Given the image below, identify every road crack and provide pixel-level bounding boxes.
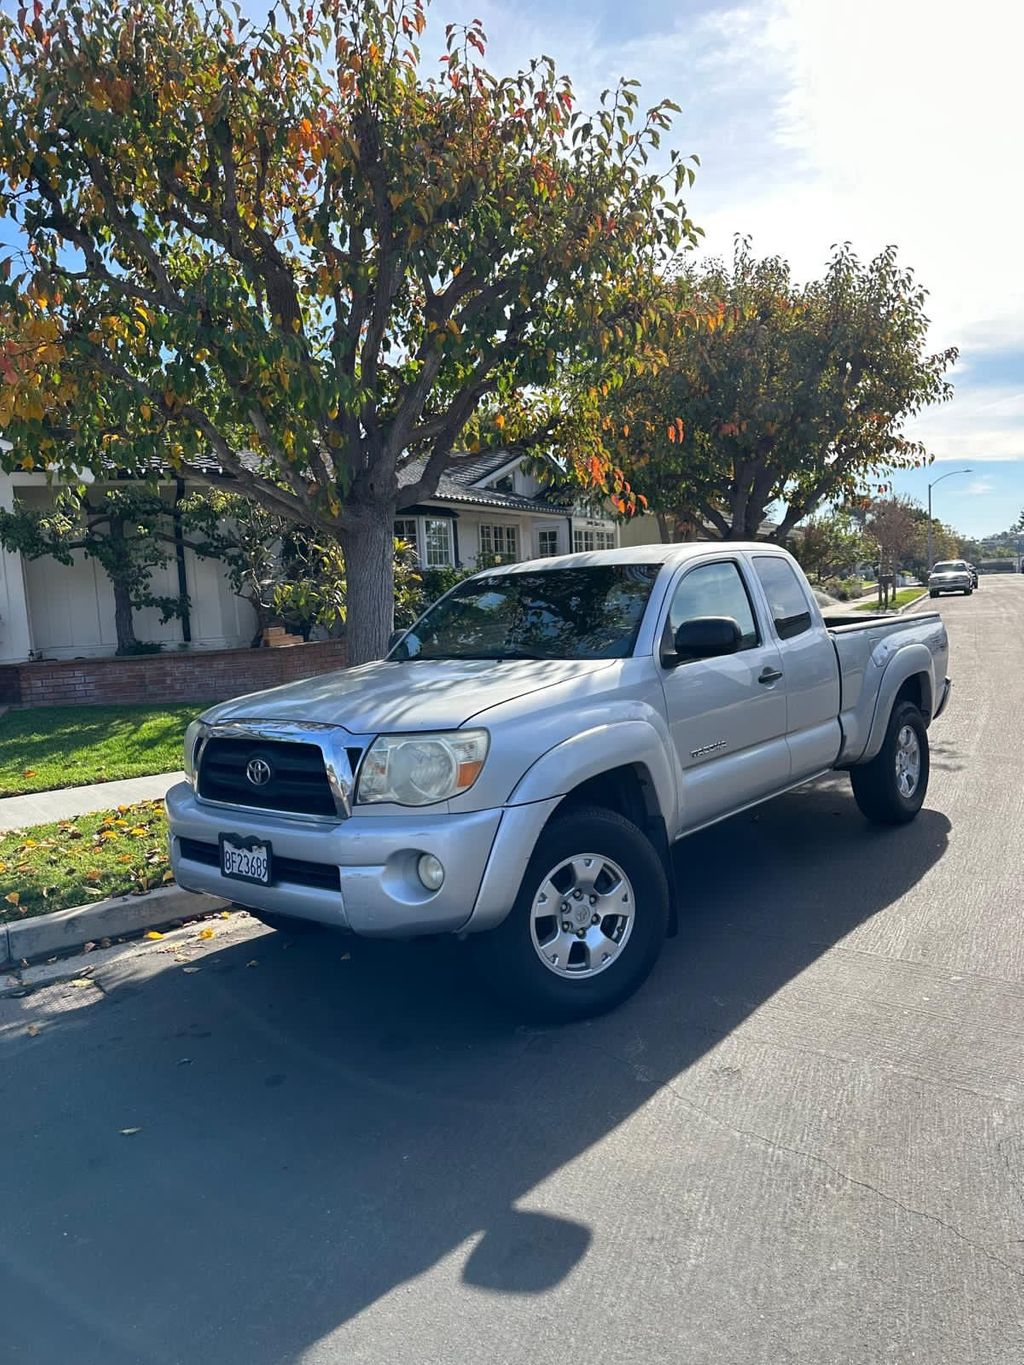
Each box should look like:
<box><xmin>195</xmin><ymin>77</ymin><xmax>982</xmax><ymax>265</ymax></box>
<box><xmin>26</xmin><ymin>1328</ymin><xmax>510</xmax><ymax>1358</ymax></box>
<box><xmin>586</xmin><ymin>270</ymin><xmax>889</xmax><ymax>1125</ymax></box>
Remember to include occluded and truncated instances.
<box><xmin>657</xmin><ymin>1075</ymin><xmax>1024</xmax><ymax>1281</ymax></box>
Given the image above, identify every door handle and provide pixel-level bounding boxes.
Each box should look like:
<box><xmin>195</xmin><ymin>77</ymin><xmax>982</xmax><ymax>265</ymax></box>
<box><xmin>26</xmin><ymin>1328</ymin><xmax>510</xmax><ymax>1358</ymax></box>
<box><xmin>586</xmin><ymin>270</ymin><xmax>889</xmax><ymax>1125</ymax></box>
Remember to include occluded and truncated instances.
<box><xmin>758</xmin><ymin>667</ymin><xmax>783</xmax><ymax>685</ymax></box>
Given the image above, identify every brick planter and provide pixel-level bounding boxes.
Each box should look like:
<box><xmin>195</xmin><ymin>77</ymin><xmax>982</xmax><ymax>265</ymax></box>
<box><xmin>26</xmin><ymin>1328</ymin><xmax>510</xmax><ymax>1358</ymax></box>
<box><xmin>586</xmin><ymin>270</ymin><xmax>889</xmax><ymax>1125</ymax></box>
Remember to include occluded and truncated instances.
<box><xmin>0</xmin><ymin>640</ymin><xmax>348</xmax><ymax>707</ymax></box>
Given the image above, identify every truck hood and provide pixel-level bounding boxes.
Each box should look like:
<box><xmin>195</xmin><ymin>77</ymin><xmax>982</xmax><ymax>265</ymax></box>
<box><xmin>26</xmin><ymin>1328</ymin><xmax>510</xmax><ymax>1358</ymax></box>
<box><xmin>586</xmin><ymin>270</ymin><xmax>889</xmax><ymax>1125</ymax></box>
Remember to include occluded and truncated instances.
<box><xmin>203</xmin><ymin>657</ymin><xmax>618</xmax><ymax>735</ymax></box>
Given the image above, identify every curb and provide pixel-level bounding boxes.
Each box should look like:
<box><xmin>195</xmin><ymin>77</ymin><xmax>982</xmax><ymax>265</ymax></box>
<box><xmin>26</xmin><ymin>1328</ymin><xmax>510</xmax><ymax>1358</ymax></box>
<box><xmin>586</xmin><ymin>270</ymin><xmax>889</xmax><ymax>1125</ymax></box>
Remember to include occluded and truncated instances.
<box><xmin>896</xmin><ymin>591</ymin><xmax>930</xmax><ymax>614</ymax></box>
<box><xmin>852</xmin><ymin>590</ymin><xmax>929</xmax><ymax>616</ymax></box>
<box><xmin>0</xmin><ymin>884</ymin><xmax>229</xmax><ymax>969</ymax></box>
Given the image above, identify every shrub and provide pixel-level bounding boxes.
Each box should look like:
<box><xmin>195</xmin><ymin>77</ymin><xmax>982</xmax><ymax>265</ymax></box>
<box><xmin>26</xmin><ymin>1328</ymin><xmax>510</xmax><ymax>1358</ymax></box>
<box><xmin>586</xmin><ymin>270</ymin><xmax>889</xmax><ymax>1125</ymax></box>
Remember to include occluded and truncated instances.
<box><xmin>820</xmin><ymin>575</ymin><xmax>866</xmax><ymax>602</ymax></box>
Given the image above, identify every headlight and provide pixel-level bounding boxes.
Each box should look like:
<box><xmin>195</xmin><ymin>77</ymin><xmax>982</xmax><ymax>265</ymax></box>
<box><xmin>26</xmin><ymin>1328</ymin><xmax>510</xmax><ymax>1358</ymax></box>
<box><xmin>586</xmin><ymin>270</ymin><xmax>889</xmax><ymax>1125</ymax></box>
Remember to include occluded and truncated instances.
<box><xmin>183</xmin><ymin>720</ymin><xmax>203</xmax><ymax>787</ymax></box>
<box><xmin>356</xmin><ymin>730</ymin><xmax>489</xmax><ymax>806</ymax></box>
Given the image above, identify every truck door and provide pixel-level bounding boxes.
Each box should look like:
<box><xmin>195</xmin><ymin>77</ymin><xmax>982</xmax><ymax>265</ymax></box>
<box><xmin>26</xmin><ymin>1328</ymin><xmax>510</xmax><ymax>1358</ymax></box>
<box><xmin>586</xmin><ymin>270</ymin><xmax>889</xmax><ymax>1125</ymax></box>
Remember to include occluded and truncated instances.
<box><xmin>749</xmin><ymin>553</ymin><xmax>842</xmax><ymax>780</ymax></box>
<box><xmin>658</xmin><ymin>557</ymin><xmax>790</xmax><ymax>832</ymax></box>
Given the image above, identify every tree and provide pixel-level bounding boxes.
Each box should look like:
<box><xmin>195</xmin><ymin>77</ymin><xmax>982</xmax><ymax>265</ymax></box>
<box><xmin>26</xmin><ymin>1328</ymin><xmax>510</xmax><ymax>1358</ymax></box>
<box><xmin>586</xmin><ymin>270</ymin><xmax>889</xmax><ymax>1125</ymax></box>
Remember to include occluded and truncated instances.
<box><xmin>860</xmin><ymin>496</ymin><xmax>917</xmax><ymax>606</ymax></box>
<box><xmin>181</xmin><ymin>487</ymin><xmax>421</xmax><ymax>639</ymax></box>
<box><xmin>0</xmin><ymin>485</ymin><xmax>184</xmax><ymax>651</ymax></box>
<box><xmin>603</xmin><ymin>240</ymin><xmax>957</xmax><ymax>541</ymax></box>
<box><xmin>790</xmin><ymin>509</ymin><xmax>870</xmax><ymax>583</ymax></box>
<box><xmin>905</xmin><ymin>511</ymin><xmax>961</xmax><ymax>580</ymax></box>
<box><xmin>0</xmin><ymin>0</ymin><xmax>699</xmax><ymax>661</ymax></box>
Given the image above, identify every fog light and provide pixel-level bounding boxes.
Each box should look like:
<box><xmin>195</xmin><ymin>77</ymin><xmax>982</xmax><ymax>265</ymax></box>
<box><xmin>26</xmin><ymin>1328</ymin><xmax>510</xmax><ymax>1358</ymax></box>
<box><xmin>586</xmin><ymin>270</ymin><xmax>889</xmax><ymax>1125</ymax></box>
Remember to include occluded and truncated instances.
<box><xmin>417</xmin><ymin>854</ymin><xmax>445</xmax><ymax>892</ymax></box>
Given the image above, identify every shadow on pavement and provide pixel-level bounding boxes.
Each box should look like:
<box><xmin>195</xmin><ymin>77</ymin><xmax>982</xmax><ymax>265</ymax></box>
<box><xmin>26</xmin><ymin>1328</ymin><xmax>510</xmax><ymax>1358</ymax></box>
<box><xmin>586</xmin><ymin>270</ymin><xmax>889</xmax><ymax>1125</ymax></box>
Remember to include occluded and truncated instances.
<box><xmin>0</xmin><ymin>780</ymin><xmax>951</xmax><ymax>1364</ymax></box>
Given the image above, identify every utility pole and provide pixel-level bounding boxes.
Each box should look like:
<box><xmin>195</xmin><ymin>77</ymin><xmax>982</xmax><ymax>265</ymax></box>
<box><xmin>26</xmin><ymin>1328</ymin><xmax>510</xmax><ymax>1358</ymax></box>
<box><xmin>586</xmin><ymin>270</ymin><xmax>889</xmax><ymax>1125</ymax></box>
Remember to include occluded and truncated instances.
<box><xmin>927</xmin><ymin>468</ymin><xmax>972</xmax><ymax>571</ymax></box>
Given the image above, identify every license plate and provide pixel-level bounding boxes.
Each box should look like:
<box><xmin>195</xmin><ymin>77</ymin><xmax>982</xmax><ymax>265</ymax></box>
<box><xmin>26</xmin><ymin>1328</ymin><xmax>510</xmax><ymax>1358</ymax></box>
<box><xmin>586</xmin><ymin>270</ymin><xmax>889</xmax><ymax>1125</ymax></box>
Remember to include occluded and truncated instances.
<box><xmin>219</xmin><ymin>834</ymin><xmax>272</xmax><ymax>886</ymax></box>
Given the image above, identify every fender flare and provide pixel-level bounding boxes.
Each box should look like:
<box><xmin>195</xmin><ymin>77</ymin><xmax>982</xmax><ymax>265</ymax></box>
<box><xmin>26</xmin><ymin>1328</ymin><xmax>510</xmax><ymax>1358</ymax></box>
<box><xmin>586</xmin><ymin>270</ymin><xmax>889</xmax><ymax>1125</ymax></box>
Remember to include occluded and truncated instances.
<box><xmin>508</xmin><ymin>718</ymin><xmax>678</xmax><ymax>824</ymax></box>
<box><xmin>859</xmin><ymin>643</ymin><xmax>935</xmax><ymax>763</ymax></box>
<box><xmin>465</xmin><ymin>720</ymin><xmax>679</xmax><ymax>934</ymax></box>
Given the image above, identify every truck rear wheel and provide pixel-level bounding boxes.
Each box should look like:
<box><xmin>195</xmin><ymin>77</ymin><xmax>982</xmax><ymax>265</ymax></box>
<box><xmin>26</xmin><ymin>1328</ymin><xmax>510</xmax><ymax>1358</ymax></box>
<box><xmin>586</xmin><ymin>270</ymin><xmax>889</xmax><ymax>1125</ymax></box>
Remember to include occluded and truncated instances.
<box><xmin>473</xmin><ymin>806</ymin><xmax>669</xmax><ymax>1022</ymax></box>
<box><xmin>850</xmin><ymin>701</ymin><xmax>929</xmax><ymax>825</ymax></box>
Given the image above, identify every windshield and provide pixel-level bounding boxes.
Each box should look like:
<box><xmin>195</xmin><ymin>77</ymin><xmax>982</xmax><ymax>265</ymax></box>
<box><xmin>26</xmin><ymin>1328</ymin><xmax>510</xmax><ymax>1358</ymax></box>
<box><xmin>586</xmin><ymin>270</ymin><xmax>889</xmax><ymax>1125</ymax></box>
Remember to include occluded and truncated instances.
<box><xmin>392</xmin><ymin>564</ymin><xmax>662</xmax><ymax>661</ymax></box>
<box><xmin>932</xmin><ymin>562</ymin><xmax>965</xmax><ymax>572</ymax></box>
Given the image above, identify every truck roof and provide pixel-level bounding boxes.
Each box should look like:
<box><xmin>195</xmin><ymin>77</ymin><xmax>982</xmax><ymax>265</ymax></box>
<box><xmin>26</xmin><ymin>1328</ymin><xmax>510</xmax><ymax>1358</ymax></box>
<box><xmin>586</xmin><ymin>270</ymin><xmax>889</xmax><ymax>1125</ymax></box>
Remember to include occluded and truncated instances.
<box><xmin>478</xmin><ymin>541</ymin><xmax>780</xmax><ymax>574</ymax></box>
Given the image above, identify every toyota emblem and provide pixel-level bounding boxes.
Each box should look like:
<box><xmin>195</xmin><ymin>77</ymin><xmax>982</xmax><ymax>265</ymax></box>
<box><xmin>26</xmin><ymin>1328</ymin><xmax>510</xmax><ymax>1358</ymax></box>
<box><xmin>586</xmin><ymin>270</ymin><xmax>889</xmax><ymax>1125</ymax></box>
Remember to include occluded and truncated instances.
<box><xmin>245</xmin><ymin>756</ymin><xmax>272</xmax><ymax>787</ymax></box>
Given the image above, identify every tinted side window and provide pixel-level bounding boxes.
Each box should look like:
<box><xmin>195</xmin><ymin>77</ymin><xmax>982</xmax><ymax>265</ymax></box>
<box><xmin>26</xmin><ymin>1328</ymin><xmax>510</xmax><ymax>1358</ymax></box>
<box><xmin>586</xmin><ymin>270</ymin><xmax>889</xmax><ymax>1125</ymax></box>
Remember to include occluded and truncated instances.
<box><xmin>667</xmin><ymin>561</ymin><xmax>759</xmax><ymax>658</ymax></box>
<box><xmin>753</xmin><ymin>557</ymin><xmax>813</xmax><ymax>639</ymax></box>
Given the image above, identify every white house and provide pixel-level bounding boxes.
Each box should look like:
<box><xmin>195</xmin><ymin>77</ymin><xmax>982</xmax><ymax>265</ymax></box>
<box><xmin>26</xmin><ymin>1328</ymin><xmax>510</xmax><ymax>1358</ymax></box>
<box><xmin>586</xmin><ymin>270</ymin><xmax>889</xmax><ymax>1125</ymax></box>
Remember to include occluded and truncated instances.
<box><xmin>0</xmin><ymin>467</ymin><xmax>258</xmax><ymax>664</ymax></box>
<box><xmin>394</xmin><ymin>450</ymin><xmax>620</xmax><ymax>569</ymax></box>
<box><xmin>0</xmin><ymin>451</ymin><xmax>623</xmax><ymax>664</ymax></box>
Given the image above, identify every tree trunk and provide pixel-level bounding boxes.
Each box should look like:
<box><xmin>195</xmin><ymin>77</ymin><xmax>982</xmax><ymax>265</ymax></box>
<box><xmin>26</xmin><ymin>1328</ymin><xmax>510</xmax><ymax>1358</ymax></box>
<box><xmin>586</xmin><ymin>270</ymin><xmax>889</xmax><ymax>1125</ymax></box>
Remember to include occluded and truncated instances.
<box><xmin>340</xmin><ymin>508</ymin><xmax>395</xmax><ymax>666</ymax></box>
<box><xmin>656</xmin><ymin>511</ymin><xmax>672</xmax><ymax>544</ymax></box>
<box><xmin>112</xmin><ymin>578</ymin><xmax>139</xmax><ymax>654</ymax></box>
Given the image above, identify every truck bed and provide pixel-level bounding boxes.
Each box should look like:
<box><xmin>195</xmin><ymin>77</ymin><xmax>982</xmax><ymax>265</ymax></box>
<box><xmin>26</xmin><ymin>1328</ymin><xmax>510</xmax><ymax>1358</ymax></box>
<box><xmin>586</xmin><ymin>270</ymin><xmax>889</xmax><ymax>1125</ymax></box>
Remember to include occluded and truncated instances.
<box><xmin>822</xmin><ymin>609</ymin><xmax>939</xmax><ymax>631</ymax></box>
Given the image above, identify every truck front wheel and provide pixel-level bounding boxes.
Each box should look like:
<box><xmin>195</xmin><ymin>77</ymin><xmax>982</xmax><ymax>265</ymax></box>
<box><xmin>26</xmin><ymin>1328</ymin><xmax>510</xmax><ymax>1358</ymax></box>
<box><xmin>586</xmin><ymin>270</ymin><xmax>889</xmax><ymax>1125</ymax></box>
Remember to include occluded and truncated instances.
<box><xmin>850</xmin><ymin>701</ymin><xmax>930</xmax><ymax>825</ymax></box>
<box><xmin>473</xmin><ymin>806</ymin><xmax>669</xmax><ymax>1022</ymax></box>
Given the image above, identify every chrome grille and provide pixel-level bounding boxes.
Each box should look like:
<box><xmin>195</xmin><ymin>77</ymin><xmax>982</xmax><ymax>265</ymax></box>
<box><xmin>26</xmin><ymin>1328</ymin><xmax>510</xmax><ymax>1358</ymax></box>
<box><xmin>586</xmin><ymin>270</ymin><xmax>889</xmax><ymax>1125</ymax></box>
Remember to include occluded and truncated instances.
<box><xmin>198</xmin><ymin>738</ymin><xmax>335</xmax><ymax>817</ymax></box>
<box><xmin>193</xmin><ymin>720</ymin><xmax>359</xmax><ymax>820</ymax></box>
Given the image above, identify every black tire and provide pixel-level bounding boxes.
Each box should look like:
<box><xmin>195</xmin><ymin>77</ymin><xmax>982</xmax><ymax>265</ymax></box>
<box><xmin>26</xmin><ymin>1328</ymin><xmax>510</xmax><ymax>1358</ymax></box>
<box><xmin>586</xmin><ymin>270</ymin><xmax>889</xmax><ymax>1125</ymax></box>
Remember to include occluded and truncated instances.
<box><xmin>473</xmin><ymin>806</ymin><xmax>670</xmax><ymax>1023</ymax></box>
<box><xmin>929</xmin><ymin>591</ymin><xmax>938</xmax><ymax>599</ymax></box>
<box><xmin>246</xmin><ymin>908</ymin><xmax>327</xmax><ymax>935</ymax></box>
<box><xmin>850</xmin><ymin>701</ymin><xmax>929</xmax><ymax>825</ymax></box>
<box><xmin>965</xmin><ymin>587</ymin><xmax>973</xmax><ymax>595</ymax></box>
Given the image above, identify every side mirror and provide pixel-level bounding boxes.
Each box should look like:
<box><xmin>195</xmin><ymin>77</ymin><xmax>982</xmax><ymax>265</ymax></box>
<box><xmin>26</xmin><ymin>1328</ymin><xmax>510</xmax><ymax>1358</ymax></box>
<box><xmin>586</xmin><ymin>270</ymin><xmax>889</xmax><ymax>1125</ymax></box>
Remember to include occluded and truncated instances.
<box><xmin>666</xmin><ymin>616</ymin><xmax>742</xmax><ymax>666</ymax></box>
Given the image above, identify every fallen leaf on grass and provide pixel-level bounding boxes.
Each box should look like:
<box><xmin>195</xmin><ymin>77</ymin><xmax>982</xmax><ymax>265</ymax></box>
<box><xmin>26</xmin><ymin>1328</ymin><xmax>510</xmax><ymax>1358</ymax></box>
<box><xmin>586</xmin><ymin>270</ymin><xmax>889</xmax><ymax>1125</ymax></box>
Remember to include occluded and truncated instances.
<box><xmin>144</xmin><ymin>930</ymin><xmax>165</xmax><ymax>941</ymax></box>
<box><xmin>22</xmin><ymin>768</ymin><xmax>36</xmax><ymax>778</ymax></box>
<box><xmin>119</xmin><ymin>1127</ymin><xmax>141</xmax><ymax>1136</ymax></box>
<box><xmin>4</xmin><ymin>892</ymin><xmax>19</xmax><ymax>905</ymax></box>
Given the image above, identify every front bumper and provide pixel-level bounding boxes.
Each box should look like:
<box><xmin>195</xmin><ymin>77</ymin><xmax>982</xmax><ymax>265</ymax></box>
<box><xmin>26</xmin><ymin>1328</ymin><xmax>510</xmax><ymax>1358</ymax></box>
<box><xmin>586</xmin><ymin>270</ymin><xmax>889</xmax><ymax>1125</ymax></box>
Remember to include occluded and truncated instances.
<box><xmin>929</xmin><ymin>578</ymin><xmax>970</xmax><ymax>592</ymax></box>
<box><xmin>166</xmin><ymin>783</ymin><xmax>559</xmax><ymax>937</ymax></box>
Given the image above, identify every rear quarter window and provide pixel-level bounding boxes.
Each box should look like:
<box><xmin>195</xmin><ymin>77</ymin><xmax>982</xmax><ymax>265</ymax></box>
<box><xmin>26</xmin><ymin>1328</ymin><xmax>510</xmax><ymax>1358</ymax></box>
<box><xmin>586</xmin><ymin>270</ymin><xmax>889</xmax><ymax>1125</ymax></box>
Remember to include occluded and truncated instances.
<box><xmin>752</xmin><ymin>556</ymin><xmax>814</xmax><ymax>640</ymax></box>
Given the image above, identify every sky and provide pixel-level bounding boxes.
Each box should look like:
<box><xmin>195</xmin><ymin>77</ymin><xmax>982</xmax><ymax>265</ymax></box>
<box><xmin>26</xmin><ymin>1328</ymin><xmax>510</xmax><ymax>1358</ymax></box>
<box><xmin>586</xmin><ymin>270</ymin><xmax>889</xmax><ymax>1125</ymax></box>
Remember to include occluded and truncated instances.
<box><xmin>425</xmin><ymin>0</ymin><xmax>1024</xmax><ymax>537</ymax></box>
<box><xmin>3</xmin><ymin>0</ymin><xmax>1022</xmax><ymax>537</ymax></box>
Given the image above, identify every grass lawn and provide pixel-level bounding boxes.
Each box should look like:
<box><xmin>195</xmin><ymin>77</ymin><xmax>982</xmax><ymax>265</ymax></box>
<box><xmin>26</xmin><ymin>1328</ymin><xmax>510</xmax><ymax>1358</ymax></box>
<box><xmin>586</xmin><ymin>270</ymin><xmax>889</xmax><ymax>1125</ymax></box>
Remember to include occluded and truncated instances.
<box><xmin>853</xmin><ymin>588</ymin><xmax>925</xmax><ymax>613</ymax></box>
<box><xmin>0</xmin><ymin>703</ymin><xmax>203</xmax><ymax>797</ymax></box>
<box><xmin>0</xmin><ymin>800</ymin><xmax>170</xmax><ymax>923</ymax></box>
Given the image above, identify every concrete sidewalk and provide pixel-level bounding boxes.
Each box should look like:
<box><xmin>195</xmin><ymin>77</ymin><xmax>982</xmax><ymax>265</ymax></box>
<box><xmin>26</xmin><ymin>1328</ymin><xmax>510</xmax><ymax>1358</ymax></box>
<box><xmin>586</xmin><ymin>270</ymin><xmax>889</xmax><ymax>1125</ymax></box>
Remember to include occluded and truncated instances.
<box><xmin>0</xmin><ymin>770</ymin><xmax>183</xmax><ymax>832</ymax></box>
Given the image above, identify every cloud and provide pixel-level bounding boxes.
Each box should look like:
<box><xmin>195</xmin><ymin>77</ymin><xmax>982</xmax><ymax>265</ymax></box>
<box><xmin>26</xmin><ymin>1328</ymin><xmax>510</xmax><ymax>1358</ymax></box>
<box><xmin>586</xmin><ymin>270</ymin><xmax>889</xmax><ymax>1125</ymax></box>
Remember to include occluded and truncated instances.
<box><xmin>965</xmin><ymin>479</ymin><xmax>996</xmax><ymax>495</ymax></box>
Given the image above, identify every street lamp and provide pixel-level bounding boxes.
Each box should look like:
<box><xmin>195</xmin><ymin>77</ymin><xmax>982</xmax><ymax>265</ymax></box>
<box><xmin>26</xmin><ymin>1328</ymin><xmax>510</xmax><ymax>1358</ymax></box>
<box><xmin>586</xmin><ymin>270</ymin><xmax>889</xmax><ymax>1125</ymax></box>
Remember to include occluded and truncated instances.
<box><xmin>927</xmin><ymin>468</ymin><xmax>972</xmax><ymax>571</ymax></box>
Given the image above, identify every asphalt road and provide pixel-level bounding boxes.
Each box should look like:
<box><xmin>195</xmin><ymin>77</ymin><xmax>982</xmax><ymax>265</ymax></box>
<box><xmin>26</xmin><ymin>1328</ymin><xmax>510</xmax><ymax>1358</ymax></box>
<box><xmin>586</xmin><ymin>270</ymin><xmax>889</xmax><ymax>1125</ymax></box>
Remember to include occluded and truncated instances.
<box><xmin>2</xmin><ymin>579</ymin><xmax>1023</xmax><ymax>1365</ymax></box>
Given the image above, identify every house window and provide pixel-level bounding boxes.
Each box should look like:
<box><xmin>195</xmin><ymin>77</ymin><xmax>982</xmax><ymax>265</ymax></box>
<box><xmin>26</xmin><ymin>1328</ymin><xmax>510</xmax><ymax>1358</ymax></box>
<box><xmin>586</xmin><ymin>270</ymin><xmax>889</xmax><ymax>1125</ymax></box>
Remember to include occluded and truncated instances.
<box><xmin>537</xmin><ymin>528</ymin><xmax>560</xmax><ymax>558</ymax></box>
<box><xmin>424</xmin><ymin>518</ymin><xmax>454</xmax><ymax>567</ymax></box>
<box><xmin>573</xmin><ymin>528</ymin><xmax>616</xmax><ymax>552</ymax></box>
<box><xmin>479</xmin><ymin>523</ymin><xmax>519</xmax><ymax>564</ymax></box>
<box><xmin>394</xmin><ymin>518</ymin><xmax>418</xmax><ymax>551</ymax></box>
<box><xmin>492</xmin><ymin>473</ymin><xmax>515</xmax><ymax>494</ymax></box>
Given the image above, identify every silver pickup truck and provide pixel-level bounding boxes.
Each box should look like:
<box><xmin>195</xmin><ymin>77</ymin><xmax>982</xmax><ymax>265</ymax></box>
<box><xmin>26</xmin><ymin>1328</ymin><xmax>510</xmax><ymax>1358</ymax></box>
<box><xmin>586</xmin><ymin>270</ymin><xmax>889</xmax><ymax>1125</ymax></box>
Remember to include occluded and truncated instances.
<box><xmin>167</xmin><ymin>544</ymin><xmax>950</xmax><ymax>1020</ymax></box>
